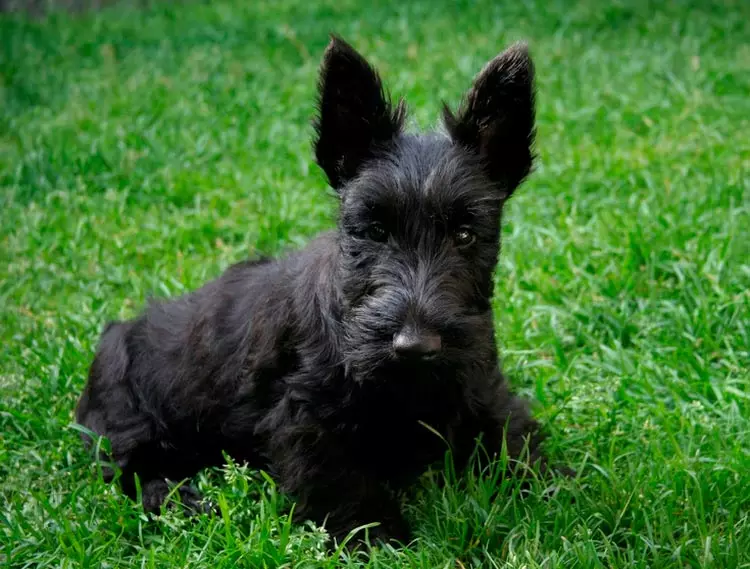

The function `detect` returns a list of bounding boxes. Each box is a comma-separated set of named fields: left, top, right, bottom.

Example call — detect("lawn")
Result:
left=1, top=0, right=749, bottom=567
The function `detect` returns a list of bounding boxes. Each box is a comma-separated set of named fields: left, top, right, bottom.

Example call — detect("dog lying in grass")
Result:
left=76, top=35, right=569, bottom=547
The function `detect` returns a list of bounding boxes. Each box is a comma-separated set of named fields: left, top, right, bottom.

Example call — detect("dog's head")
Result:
left=313, top=36, right=536, bottom=378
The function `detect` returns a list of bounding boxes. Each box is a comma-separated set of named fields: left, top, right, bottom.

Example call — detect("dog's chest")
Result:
left=339, top=381, right=463, bottom=475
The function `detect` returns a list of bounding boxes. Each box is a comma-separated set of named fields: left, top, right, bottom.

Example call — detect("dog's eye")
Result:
left=454, top=227, right=476, bottom=248
left=366, top=223, right=388, bottom=242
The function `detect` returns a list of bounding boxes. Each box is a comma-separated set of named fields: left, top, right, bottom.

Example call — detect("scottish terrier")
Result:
left=76, top=35, right=566, bottom=546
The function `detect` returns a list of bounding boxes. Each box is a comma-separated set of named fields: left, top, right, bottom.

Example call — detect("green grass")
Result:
left=1, top=0, right=749, bottom=567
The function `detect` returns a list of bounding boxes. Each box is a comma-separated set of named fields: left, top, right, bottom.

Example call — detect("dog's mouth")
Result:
left=341, top=298, right=491, bottom=380
left=389, top=350, right=442, bottom=367
left=343, top=336, right=450, bottom=382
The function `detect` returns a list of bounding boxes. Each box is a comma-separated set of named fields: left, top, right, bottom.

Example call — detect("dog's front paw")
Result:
left=371, top=518, right=412, bottom=547
left=141, top=479, right=213, bottom=516
left=336, top=517, right=412, bottom=551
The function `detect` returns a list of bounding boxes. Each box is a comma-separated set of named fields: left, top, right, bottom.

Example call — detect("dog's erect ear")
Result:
left=313, top=35, right=406, bottom=190
left=443, top=42, right=536, bottom=197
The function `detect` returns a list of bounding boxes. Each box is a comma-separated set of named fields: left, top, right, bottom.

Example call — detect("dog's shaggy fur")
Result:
left=76, top=35, right=564, bottom=545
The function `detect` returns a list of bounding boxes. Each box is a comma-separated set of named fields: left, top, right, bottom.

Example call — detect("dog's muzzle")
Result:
left=392, top=326, right=442, bottom=360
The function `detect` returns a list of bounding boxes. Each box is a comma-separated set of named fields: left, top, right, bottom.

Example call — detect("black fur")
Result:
left=76, top=36, right=565, bottom=546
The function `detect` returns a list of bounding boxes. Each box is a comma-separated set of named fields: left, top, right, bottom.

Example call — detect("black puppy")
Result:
left=77, top=35, right=563, bottom=545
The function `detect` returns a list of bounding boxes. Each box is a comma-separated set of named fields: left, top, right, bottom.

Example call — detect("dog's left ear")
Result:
left=314, top=35, right=406, bottom=191
left=443, top=42, right=536, bottom=197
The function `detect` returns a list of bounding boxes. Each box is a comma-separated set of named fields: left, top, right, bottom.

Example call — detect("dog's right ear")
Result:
left=313, top=35, right=406, bottom=191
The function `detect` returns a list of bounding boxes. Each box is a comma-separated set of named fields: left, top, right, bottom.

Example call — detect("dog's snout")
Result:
left=392, top=328, right=442, bottom=359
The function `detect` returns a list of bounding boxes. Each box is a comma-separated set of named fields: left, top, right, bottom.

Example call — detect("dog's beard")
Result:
left=341, top=315, right=439, bottom=381
left=339, top=282, right=495, bottom=382
left=341, top=313, right=468, bottom=384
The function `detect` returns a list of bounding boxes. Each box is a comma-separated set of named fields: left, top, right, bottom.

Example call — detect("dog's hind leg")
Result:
left=76, top=321, right=207, bottom=514
left=76, top=321, right=146, bottom=479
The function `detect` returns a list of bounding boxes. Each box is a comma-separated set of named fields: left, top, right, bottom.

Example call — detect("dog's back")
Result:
left=76, top=256, right=288, bottom=495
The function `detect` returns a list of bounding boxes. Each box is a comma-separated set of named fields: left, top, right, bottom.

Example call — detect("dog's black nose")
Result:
left=393, top=330, right=442, bottom=358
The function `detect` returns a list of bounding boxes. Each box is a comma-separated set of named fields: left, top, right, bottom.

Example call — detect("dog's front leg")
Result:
left=268, top=424, right=410, bottom=547
left=293, top=470, right=409, bottom=547
left=447, top=376, right=545, bottom=473
left=453, top=375, right=574, bottom=479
